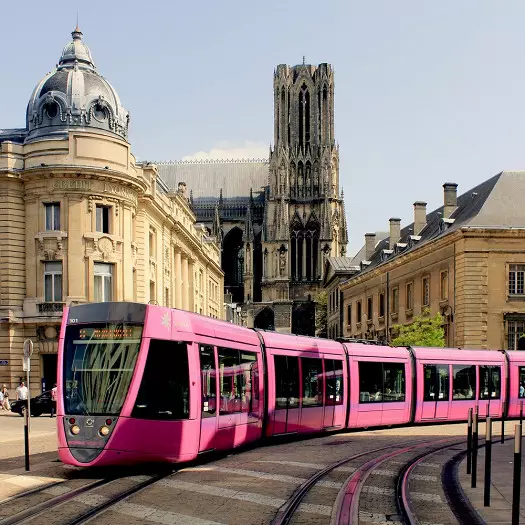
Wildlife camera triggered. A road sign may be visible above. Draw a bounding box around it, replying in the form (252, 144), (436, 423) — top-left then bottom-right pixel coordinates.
(23, 357), (30, 372)
(23, 339), (33, 359)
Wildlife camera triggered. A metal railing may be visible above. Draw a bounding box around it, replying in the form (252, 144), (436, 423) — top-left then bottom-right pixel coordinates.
(37, 302), (64, 314)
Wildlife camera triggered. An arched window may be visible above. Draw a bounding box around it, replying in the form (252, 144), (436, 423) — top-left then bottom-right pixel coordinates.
(299, 84), (310, 149)
(281, 90), (286, 146)
(290, 218), (319, 282)
(222, 227), (244, 302)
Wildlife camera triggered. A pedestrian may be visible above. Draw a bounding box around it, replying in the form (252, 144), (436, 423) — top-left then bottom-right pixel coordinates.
(16, 381), (28, 401)
(50, 383), (57, 417)
(1, 384), (11, 411)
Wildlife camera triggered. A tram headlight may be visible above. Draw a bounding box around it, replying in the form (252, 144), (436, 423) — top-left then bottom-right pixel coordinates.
(99, 425), (110, 437)
(70, 425), (80, 435)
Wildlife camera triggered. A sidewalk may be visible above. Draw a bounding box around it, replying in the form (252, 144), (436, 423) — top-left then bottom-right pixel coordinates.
(459, 421), (525, 524)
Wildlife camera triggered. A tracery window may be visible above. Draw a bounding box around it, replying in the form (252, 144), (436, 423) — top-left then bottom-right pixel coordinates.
(290, 219), (319, 282)
(298, 84), (310, 149)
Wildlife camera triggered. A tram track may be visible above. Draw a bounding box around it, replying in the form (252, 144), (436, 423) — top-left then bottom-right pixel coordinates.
(0, 468), (174, 525)
(269, 436), (468, 525)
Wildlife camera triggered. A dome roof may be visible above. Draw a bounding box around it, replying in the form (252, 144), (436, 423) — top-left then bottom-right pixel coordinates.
(26, 28), (129, 142)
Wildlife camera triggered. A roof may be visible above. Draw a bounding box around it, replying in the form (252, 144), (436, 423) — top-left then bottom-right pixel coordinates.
(345, 171), (525, 281)
(349, 231), (389, 264)
(0, 128), (27, 144)
(155, 159), (269, 198)
(327, 257), (360, 272)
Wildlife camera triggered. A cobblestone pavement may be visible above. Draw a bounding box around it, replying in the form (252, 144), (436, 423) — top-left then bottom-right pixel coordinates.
(1, 410), (524, 524)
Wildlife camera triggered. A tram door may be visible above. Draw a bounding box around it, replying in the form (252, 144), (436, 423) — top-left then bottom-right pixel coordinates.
(421, 364), (450, 420)
(198, 345), (218, 452)
(273, 355), (300, 434)
(323, 359), (344, 429)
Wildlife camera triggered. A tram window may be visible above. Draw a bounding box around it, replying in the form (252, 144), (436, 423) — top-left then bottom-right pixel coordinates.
(241, 351), (258, 414)
(424, 364), (449, 402)
(452, 364), (476, 400)
(383, 363), (405, 402)
(479, 366), (501, 400)
(274, 355), (300, 409)
(132, 339), (189, 420)
(325, 360), (344, 406)
(218, 348), (258, 414)
(358, 362), (383, 403)
(519, 367), (525, 398)
(301, 358), (323, 407)
(199, 345), (216, 418)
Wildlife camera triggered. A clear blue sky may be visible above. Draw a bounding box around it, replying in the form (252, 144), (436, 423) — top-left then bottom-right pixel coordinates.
(2, 1), (525, 255)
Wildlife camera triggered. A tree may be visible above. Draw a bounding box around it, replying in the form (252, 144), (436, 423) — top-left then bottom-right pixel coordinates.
(315, 291), (328, 338)
(391, 309), (445, 347)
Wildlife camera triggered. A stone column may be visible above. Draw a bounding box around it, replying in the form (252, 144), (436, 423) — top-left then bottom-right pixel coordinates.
(67, 195), (86, 300)
(174, 248), (182, 309)
(122, 204), (133, 301)
(188, 258), (195, 312)
(182, 255), (189, 311)
(302, 238), (307, 280)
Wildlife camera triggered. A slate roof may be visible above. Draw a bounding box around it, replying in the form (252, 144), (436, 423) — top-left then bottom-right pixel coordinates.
(0, 128), (27, 144)
(347, 171), (525, 280)
(155, 159), (269, 198)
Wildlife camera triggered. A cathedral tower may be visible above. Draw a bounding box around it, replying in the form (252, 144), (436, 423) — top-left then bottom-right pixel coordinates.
(260, 62), (348, 334)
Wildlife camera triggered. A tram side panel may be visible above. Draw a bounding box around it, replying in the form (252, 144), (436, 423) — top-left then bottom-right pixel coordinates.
(412, 347), (506, 424)
(344, 344), (412, 429)
(506, 351), (525, 418)
(258, 332), (347, 437)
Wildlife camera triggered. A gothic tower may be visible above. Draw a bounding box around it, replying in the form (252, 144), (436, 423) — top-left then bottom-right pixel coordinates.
(260, 62), (348, 334)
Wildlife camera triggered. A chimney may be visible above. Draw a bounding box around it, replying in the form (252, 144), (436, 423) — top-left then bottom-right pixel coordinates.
(413, 201), (427, 235)
(443, 182), (458, 218)
(365, 233), (376, 261)
(389, 218), (401, 249)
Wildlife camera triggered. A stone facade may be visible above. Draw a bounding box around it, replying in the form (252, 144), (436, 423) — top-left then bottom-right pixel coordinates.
(340, 174), (525, 350)
(0, 29), (223, 393)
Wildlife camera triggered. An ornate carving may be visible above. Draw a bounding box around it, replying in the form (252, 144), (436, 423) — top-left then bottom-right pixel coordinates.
(98, 237), (113, 260)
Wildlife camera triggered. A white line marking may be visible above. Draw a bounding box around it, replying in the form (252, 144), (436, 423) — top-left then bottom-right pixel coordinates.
(362, 486), (441, 502)
(206, 466), (342, 489)
(71, 492), (225, 525)
(359, 512), (402, 524)
(255, 460), (327, 469)
(1, 475), (62, 488)
(160, 479), (331, 514)
(371, 470), (437, 482)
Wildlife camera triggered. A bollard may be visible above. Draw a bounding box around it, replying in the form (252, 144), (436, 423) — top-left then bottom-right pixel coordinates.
(24, 407), (30, 471)
(472, 411), (478, 488)
(484, 417), (492, 507)
(501, 401), (506, 444)
(512, 424), (522, 525)
(467, 408), (473, 475)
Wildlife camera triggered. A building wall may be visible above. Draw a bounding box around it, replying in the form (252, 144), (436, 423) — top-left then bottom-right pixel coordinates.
(341, 229), (525, 350)
(0, 131), (223, 393)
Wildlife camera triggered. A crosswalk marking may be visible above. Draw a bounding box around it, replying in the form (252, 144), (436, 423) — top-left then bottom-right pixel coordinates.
(204, 466), (342, 488)
(160, 479), (332, 515)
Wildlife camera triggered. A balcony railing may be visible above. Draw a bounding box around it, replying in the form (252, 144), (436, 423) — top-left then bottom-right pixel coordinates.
(37, 302), (65, 314)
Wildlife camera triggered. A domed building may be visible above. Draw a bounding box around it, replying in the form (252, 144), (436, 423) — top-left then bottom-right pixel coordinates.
(0, 28), (223, 391)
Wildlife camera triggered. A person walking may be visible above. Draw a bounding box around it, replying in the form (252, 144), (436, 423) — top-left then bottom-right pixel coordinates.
(50, 383), (57, 417)
(0, 384), (10, 411)
(16, 381), (28, 401)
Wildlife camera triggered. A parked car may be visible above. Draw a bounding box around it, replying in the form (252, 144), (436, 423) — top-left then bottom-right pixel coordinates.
(10, 390), (53, 417)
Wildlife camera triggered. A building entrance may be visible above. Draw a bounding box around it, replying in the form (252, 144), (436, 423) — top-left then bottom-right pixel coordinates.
(41, 354), (57, 393)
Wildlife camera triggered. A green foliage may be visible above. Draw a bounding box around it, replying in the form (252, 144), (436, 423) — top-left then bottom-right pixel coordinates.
(315, 291), (328, 338)
(391, 309), (445, 347)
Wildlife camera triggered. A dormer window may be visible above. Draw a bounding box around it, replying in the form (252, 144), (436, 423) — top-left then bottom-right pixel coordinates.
(381, 249), (393, 261)
(439, 218), (455, 233)
(407, 235), (421, 248)
(394, 243), (407, 255)
(360, 260), (371, 271)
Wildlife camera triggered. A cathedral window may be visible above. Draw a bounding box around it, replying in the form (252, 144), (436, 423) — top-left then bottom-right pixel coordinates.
(299, 84), (310, 149)
(290, 218), (319, 282)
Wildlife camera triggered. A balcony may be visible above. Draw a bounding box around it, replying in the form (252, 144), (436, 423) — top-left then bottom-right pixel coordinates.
(37, 302), (64, 315)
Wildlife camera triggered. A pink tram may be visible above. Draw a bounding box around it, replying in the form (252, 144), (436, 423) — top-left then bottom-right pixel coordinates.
(57, 302), (525, 467)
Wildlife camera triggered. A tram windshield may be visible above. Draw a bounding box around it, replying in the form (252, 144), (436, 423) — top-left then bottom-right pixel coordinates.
(63, 323), (143, 415)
